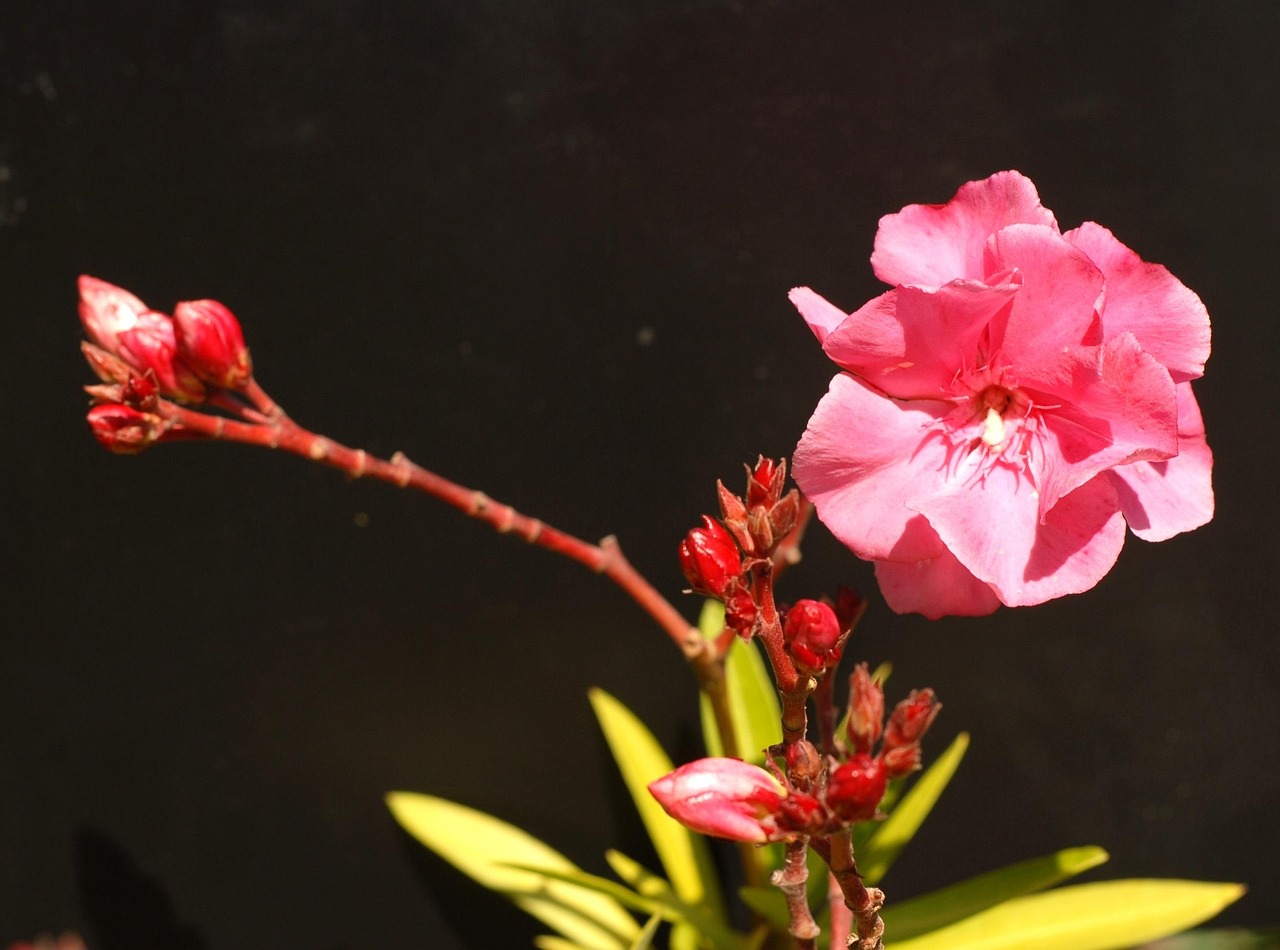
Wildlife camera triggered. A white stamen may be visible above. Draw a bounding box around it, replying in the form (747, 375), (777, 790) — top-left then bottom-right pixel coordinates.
(981, 406), (1005, 448)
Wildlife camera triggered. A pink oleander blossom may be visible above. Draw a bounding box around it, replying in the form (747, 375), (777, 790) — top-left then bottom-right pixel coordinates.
(791, 171), (1213, 617)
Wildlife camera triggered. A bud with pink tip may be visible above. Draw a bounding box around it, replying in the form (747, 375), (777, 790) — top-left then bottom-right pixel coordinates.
(678, 515), (742, 597)
(86, 404), (168, 455)
(884, 689), (941, 749)
(826, 753), (887, 823)
(174, 298), (252, 389)
(78, 276), (147, 357)
(846, 663), (884, 755)
(648, 758), (784, 843)
(784, 598), (843, 673)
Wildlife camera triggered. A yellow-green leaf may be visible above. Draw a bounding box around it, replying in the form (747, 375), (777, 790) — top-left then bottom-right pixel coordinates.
(860, 732), (969, 884)
(589, 688), (726, 921)
(886, 879), (1245, 950)
(630, 914), (663, 950)
(881, 846), (1109, 940)
(605, 850), (743, 950)
(699, 627), (781, 765)
(386, 791), (638, 949)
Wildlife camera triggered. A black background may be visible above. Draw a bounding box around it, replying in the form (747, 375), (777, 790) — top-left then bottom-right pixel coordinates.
(4, 1), (1279, 947)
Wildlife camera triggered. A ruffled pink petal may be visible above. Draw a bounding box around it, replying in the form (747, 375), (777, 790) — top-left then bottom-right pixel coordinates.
(794, 373), (952, 562)
(790, 286), (852, 344)
(915, 464), (1127, 607)
(821, 280), (1019, 401)
(1107, 382), (1214, 541)
(985, 224), (1104, 368)
(871, 171), (1058, 287)
(1065, 222), (1211, 382)
(873, 546), (1002, 618)
(1025, 332), (1178, 517)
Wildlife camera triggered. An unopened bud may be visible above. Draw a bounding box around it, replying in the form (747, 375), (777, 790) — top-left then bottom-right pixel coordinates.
(116, 312), (206, 402)
(784, 599), (843, 673)
(174, 298), (252, 389)
(86, 404), (166, 454)
(785, 738), (823, 791)
(746, 456), (785, 508)
(884, 689), (941, 749)
(678, 516), (742, 597)
(78, 275), (147, 357)
(882, 743), (923, 779)
(826, 754), (886, 823)
(648, 758), (785, 843)
(846, 663), (884, 755)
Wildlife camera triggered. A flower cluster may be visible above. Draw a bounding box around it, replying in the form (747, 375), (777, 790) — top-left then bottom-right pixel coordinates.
(649, 672), (940, 842)
(791, 171), (1213, 617)
(78, 276), (253, 453)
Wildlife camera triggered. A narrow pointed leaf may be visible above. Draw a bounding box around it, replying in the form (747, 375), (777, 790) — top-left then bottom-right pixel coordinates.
(699, 602), (781, 765)
(1140, 928), (1280, 949)
(859, 732), (969, 884)
(630, 914), (663, 950)
(589, 688), (726, 920)
(386, 792), (637, 949)
(536, 939), (589, 950)
(605, 850), (744, 950)
(881, 846), (1109, 940)
(887, 879), (1245, 950)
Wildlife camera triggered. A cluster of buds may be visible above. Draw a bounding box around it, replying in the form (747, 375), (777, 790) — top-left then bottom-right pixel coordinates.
(649, 671), (940, 841)
(79, 276), (254, 453)
(846, 663), (941, 780)
(678, 457), (804, 637)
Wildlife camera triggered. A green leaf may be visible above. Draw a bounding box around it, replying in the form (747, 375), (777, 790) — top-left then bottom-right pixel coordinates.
(698, 603), (781, 765)
(1140, 928), (1280, 949)
(859, 731), (969, 884)
(589, 688), (726, 921)
(536, 939), (589, 950)
(630, 914), (663, 950)
(605, 850), (745, 950)
(886, 879), (1245, 950)
(386, 791), (637, 949)
(881, 846), (1109, 940)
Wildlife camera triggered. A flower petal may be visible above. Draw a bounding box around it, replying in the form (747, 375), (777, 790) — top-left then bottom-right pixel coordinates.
(647, 758), (783, 843)
(1026, 332), (1179, 517)
(873, 546), (1002, 618)
(821, 280), (1019, 401)
(1108, 382), (1214, 540)
(789, 286), (852, 344)
(871, 171), (1058, 287)
(986, 224), (1104, 368)
(1066, 222), (1211, 382)
(915, 464), (1127, 607)
(794, 373), (951, 562)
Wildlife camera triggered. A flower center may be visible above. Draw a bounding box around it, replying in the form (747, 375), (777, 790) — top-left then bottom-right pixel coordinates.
(976, 385), (1015, 449)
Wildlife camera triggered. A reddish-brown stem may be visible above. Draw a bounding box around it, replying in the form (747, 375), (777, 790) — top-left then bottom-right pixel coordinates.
(826, 828), (885, 950)
(771, 838), (819, 947)
(750, 564), (812, 750)
(814, 671), (839, 757)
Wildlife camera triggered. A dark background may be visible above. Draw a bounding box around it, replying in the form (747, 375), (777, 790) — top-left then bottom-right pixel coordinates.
(4, 1), (1278, 946)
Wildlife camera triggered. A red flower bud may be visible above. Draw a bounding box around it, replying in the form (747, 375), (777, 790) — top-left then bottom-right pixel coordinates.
(746, 456), (784, 508)
(174, 298), (252, 390)
(846, 663), (884, 755)
(882, 743), (923, 779)
(826, 754), (887, 823)
(784, 599), (843, 673)
(86, 404), (166, 454)
(678, 515), (742, 597)
(884, 689), (941, 749)
(78, 275), (147, 358)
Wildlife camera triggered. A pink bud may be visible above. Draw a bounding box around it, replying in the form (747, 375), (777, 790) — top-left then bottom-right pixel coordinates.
(846, 663), (884, 755)
(86, 404), (166, 455)
(884, 689), (941, 749)
(174, 298), (252, 389)
(648, 758), (784, 843)
(116, 312), (206, 402)
(882, 743), (923, 779)
(678, 515), (742, 597)
(746, 456), (784, 508)
(77, 275), (147, 357)
(826, 754), (887, 823)
(784, 599), (843, 673)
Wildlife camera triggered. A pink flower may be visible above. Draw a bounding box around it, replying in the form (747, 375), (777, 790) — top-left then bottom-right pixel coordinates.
(648, 758), (785, 843)
(791, 171), (1213, 617)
